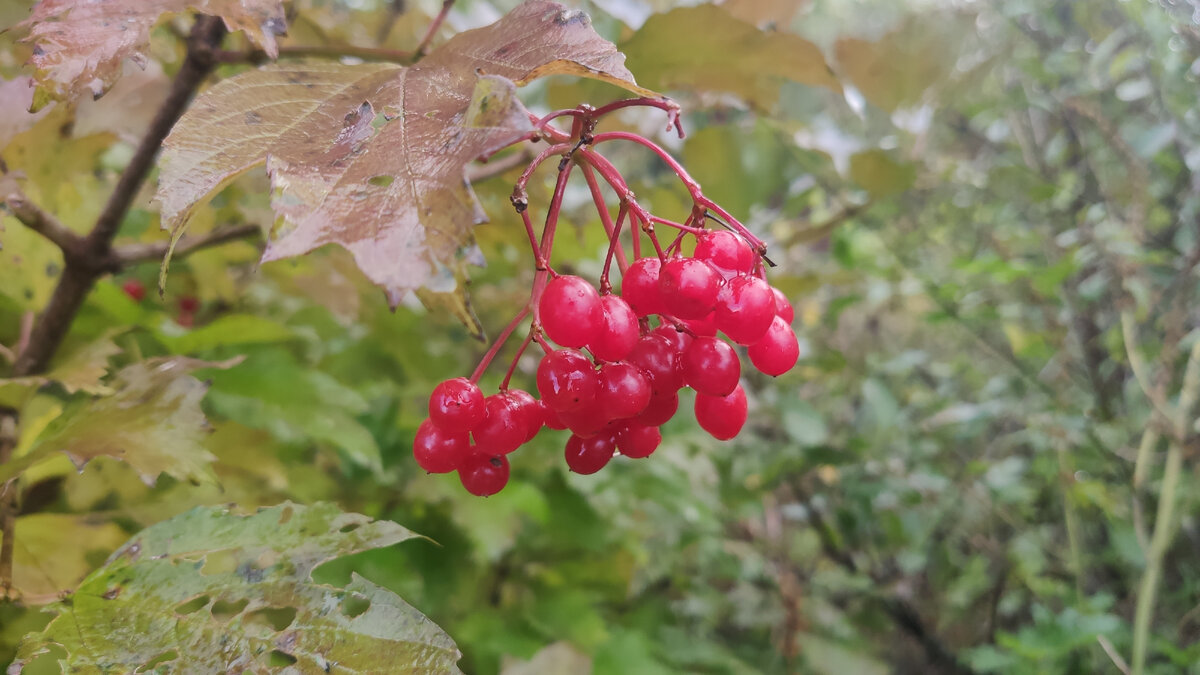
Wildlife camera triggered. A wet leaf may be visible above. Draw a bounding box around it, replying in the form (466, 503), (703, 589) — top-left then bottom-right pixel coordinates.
(621, 4), (839, 112)
(0, 357), (241, 486)
(11, 514), (127, 606)
(17, 0), (286, 109)
(157, 0), (656, 307)
(9, 502), (460, 673)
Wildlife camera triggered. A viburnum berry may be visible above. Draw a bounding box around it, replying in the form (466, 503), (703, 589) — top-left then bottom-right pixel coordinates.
(504, 389), (544, 442)
(589, 295), (639, 362)
(121, 279), (146, 302)
(597, 362), (652, 420)
(412, 419), (469, 473)
(682, 312), (717, 338)
(616, 424), (661, 459)
(458, 453), (510, 496)
(472, 394), (525, 455)
(429, 377), (486, 430)
(179, 295), (200, 313)
(694, 230), (755, 275)
(748, 316), (800, 376)
(635, 389), (679, 426)
(564, 433), (616, 474)
(681, 336), (740, 396)
(556, 406), (613, 438)
(539, 275), (602, 348)
(715, 275), (776, 345)
(659, 256), (721, 319)
(628, 334), (683, 393)
(536, 348), (598, 412)
(620, 257), (665, 316)
(771, 286), (794, 323)
(651, 324), (693, 354)
(695, 384), (748, 440)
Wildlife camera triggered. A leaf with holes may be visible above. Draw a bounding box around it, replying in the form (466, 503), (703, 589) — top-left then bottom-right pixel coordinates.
(16, 0), (286, 110)
(8, 502), (460, 673)
(0, 357), (241, 486)
(156, 0), (658, 308)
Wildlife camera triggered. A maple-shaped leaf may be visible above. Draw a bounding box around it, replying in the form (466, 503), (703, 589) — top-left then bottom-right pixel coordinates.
(157, 0), (658, 306)
(0, 356), (241, 487)
(17, 0), (286, 110)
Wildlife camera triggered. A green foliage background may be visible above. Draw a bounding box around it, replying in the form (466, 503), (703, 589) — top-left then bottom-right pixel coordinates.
(3, 0), (1200, 673)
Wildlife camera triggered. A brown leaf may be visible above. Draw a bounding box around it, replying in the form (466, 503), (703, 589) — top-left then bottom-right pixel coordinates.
(157, 0), (657, 307)
(0, 76), (49, 148)
(17, 0), (286, 109)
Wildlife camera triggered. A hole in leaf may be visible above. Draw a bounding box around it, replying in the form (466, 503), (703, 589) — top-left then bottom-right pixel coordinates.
(200, 550), (239, 576)
(338, 523), (361, 533)
(268, 650), (297, 667)
(19, 644), (67, 673)
(247, 607), (297, 631)
(174, 595), (210, 615)
(211, 598), (250, 622)
(340, 593), (371, 618)
(278, 506), (294, 525)
(368, 175), (394, 187)
(136, 650), (178, 672)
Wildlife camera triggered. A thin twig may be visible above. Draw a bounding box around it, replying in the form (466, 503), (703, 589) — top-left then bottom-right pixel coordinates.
(415, 0), (455, 58)
(1, 190), (86, 258)
(465, 149), (534, 184)
(216, 43), (414, 64)
(110, 224), (261, 266)
(1098, 635), (1132, 675)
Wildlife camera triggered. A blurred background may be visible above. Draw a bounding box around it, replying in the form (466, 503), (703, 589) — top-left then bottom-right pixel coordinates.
(3, 0), (1200, 672)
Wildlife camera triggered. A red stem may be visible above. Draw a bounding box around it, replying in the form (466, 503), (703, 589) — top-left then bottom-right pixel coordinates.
(470, 306), (530, 383)
(600, 203), (629, 293)
(500, 330), (535, 390)
(579, 163), (629, 273)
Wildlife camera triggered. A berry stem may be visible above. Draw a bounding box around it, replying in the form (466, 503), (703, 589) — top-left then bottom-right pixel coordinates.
(579, 162), (629, 274)
(469, 306), (530, 383)
(591, 131), (703, 199)
(500, 330), (535, 390)
(528, 155), (574, 321)
(600, 203), (630, 293)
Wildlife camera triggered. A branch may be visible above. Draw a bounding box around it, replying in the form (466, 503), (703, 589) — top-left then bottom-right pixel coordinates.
(216, 43), (414, 64)
(466, 149), (535, 184)
(110, 224), (261, 267)
(1, 190), (86, 258)
(415, 0), (455, 58)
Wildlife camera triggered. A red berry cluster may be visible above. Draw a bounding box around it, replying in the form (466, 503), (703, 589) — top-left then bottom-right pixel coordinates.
(411, 98), (800, 496)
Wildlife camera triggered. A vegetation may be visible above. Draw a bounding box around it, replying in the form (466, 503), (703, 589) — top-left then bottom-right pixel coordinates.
(2, 0), (1200, 672)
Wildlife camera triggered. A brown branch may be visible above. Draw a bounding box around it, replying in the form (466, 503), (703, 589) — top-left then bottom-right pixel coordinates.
(110, 224), (261, 267)
(216, 43), (415, 64)
(466, 149), (535, 184)
(0, 415), (16, 599)
(1, 190), (87, 258)
(415, 0), (455, 58)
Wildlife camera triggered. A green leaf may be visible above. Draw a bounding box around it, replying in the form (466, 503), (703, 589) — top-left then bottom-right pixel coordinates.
(153, 314), (295, 354)
(10, 502), (460, 673)
(11, 513), (128, 606)
(621, 4), (840, 112)
(848, 150), (915, 199)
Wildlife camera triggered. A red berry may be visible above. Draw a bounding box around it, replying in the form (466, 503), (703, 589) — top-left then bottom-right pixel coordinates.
(121, 279), (146, 302)
(589, 295), (639, 362)
(597, 362), (651, 420)
(536, 349), (598, 412)
(659, 257), (721, 319)
(620, 257), (665, 316)
(635, 389), (679, 427)
(715, 276), (776, 345)
(429, 377), (485, 431)
(651, 324), (693, 354)
(458, 453), (510, 496)
(564, 434), (615, 474)
(681, 337), (740, 396)
(556, 406), (613, 438)
(472, 394), (525, 455)
(616, 424), (661, 459)
(695, 230), (755, 275)
(695, 384), (747, 440)
(504, 389), (543, 442)
(771, 286), (794, 323)
(682, 312), (717, 338)
(539, 275), (602, 348)
(748, 316), (800, 376)
(179, 296), (200, 313)
(412, 418), (469, 473)
(628, 334), (683, 393)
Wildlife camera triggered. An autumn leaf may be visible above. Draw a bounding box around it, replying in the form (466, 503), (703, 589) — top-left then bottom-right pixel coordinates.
(17, 0), (286, 110)
(620, 4), (840, 112)
(0, 356), (242, 486)
(10, 503), (459, 674)
(11, 513), (128, 605)
(156, 0), (657, 307)
(0, 76), (47, 147)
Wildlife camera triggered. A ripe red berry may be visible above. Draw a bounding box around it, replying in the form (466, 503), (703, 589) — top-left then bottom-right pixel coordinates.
(472, 394), (525, 455)
(659, 257), (721, 319)
(597, 361), (652, 420)
(564, 434), (615, 474)
(682, 312), (717, 338)
(121, 279), (146, 302)
(458, 453), (510, 496)
(539, 275), (602, 348)
(620, 257), (665, 316)
(628, 334), (683, 393)
(651, 324), (693, 354)
(589, 295), (639, 362)
(536, 349), (598, 412)
(504, 389), (543, 442)
(694, 230), (755, 275)
(695, 384), (748, 441)
(748, 316), (800, 376)
(681, 336), (740, 396)
(429, 377), (485, 431)
(715, 275), (776, 345)
(179, 295), (200, 313)
(556, 406), (613, 438)
(771, 286), (794, 323)
(543, 403), (570, 430)
(412, 418), (469, 473)
(616, 424), (661, 459)
(635, 389), (679, 427)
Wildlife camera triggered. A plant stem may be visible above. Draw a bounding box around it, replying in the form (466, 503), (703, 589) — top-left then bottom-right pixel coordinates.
(469, 307), (530, 384)
(415, 0), (455, 58)
(500, 331), (534, 390)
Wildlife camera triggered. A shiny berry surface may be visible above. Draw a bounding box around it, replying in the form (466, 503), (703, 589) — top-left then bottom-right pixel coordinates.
(616, 424), (661, 459)
(694, 230), (755, 275)
(472, 394), (525, 455)
(748, 316), (800, 376)
(597, 361), (652, 420)
(590, 294), (640, 362)
(413, 419), (469, 473)
(458, 453), (510, 496)
(564, 434), (615, 474)
(681, 336), (740, 396)
(620, 257), (665, 316)
(539, 275), (602, 348)
(659, 257), (721, 319)
(715, 276), (776, 345)
(429, 377), (486, 430)
(536, 349), (598, 412)
(695, 384), (748, 441)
